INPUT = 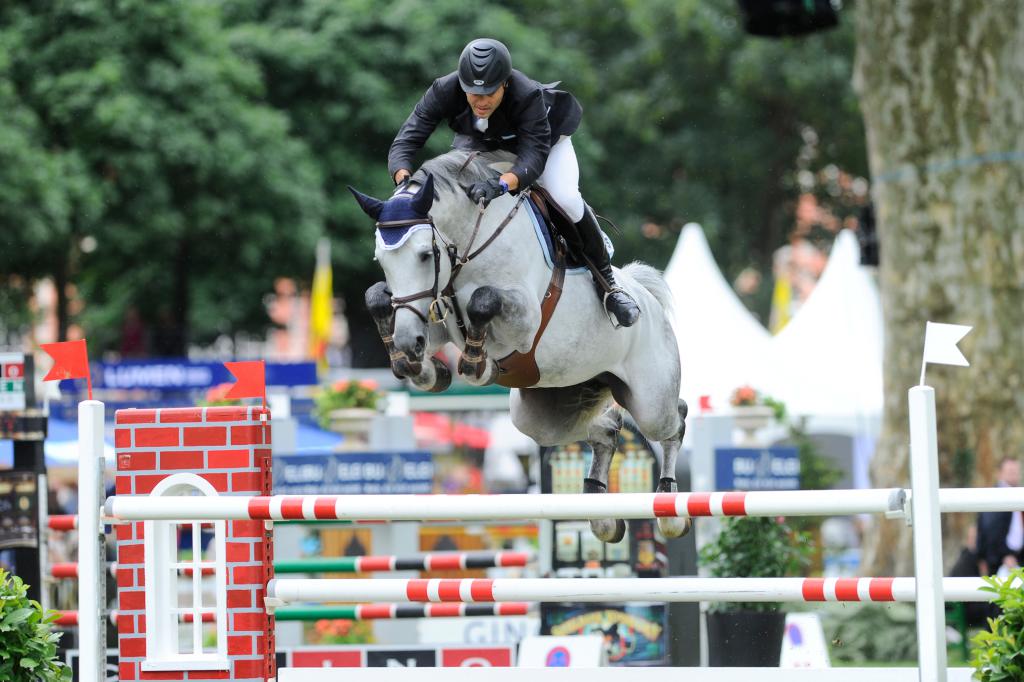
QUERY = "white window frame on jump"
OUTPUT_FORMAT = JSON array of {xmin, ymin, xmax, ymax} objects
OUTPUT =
[{"xmin": 141, "ymin": 473, "xmax": 228, "ymax": 672}]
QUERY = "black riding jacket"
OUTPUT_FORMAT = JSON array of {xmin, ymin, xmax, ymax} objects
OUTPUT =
[{"xmin": 388, "ymin": 70, "xmax": 582, "ymax": 188}]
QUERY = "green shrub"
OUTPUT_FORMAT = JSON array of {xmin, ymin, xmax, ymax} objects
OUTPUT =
[
  {"xmin": 698, "ymin": 515, "xmax": 812, "ymax": 612},
  {"xmin": 0, "ymin": 569, "xmax": 71, "ymax": 681},
  {"xmin": 970, "ymin": 568, "xmax": 1024, "ymax": 682}
]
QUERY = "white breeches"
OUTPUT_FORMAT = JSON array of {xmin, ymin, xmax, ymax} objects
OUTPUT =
[{"xmin": 536, "ymin": 136, "xmax": 584, "ymax": 222}]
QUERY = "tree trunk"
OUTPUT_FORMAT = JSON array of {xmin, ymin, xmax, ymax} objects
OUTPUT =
[
  {"xmin": 54, "ymin": 253, "xmax": 69, "ymax": 343},
  {"xmin": 854, "ymin": 2, "xmax": 1024, "ymax": 575}
]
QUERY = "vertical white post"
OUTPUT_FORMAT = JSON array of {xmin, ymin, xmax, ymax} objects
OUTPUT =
[
  {"xmin": 77, "ymin": 400, "xmax": 106, "ymax": 682},
  {"xmin": 908, "ymin": 386, "xmax": 947, "ymax": 682}
]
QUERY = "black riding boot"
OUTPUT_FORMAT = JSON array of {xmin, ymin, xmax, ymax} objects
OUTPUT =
[{"xmin": 576, "ymin": 206, "xmax": 640, "ymax": 328}]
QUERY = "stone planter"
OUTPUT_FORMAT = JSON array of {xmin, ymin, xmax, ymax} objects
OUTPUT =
[
  {"xmin": 327, "ymin": 407, "xmax": 377, "ymax": 449},
  {"xmin": 732, "ymin": 405, "xmax": 774, "ymax": 446}
]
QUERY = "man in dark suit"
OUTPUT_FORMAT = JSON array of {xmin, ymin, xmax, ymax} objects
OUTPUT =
[{"xmin": 976, "ymin": 456, "xmax": 1022, "ymax": 576}]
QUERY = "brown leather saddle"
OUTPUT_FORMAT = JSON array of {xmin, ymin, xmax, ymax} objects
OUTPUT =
[{"xmin": 494, "ymin": 187, "xmax": 571, "ymax": 388}]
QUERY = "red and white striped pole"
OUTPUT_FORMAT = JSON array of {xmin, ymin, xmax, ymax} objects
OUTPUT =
[
  {"xmin": 264, "ymin": 576, "xmax": 992, "ymax": 606},
  {"xmin": 103, "ymin": 487, "xmax": 1024, "ymax": 522}
]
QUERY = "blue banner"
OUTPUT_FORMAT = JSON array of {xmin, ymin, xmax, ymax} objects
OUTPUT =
[
  {"xmin": 273, "ymin": 452, "xmax": 434, "ymax": 495},
  {"xmin": 60, "ymin": 359, "xmax": 317, "ymax": 391},
  {"xmin": 714, "ymin": 446, "xmax": 800, "ymax": 491}
]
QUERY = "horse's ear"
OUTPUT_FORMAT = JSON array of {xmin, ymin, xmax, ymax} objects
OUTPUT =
[
  {"xmin": 348, "ymin": 186, "xmax": 385, "ymax": 221},
  {"xmin": 410, "ymin": 174, "xmax": 435, "ymax": 215}
]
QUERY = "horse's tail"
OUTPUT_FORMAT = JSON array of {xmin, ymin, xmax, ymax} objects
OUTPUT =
[{"xmin": 621, "ymin": 262, "xmax": 673, "ymax": 318}]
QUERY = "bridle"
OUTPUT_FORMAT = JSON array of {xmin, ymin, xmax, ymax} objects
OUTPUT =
[{"xmin": 376, "ymin": 191, "xmax": 529, "ymax": 338}]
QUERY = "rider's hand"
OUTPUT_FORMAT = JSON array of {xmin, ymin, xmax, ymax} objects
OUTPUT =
[
  {"xmin": 466, "ymin": 178, "xmax": 508, "ymax": 206},
  {"xmin": 393, "ymin": 169, "xmax": 411, "ymax": 185}
]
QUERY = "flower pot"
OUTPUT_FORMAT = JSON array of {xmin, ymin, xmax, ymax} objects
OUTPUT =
[
  {"xmin": 327, "ymin": 407, "xmax": 377, "ymax": 449},
  {"xmin": 732, "ymin": 405, "xmax": 774, "ymax": 446},
  {"xmin": 706, "ymin": 609, "xmax": 786, "ymax": 666}
]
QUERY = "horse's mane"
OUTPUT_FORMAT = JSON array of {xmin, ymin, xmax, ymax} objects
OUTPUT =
[{"xmin": 410, "ymin": 150, "xmax": 515, "ymax": 200}]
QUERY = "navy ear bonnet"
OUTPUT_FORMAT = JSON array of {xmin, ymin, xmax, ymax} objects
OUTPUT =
[{"xmin": 348, "ymin": 175, "xmax": 436, "ymax": 250}]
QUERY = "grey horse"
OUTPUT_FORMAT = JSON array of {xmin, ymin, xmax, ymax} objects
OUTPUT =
[{"xmin": 351, "ymin": 150, "xmax": 689, "ymax": 542}]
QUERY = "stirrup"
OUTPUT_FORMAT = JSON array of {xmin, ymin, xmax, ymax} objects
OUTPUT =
[{"xmin": 602, "ymin": 287, "xmax": 640, "ymax": 329}]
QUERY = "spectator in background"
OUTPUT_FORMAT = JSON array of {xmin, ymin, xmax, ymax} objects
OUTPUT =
[
  {"xmin": 976, "ymin": 456, "xmax": 1022, "ymax": 577},
  {"xmin": 119, "ymin": 305, "xmax": 147, "ymax": 357}
]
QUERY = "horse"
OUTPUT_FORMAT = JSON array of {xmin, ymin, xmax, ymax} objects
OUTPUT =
[{"xmin": 350, "ymin": 150, "xmax": 689, "ymax": 542}]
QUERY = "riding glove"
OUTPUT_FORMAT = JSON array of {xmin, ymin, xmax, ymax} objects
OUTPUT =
[{"xmin": 466, "ymin": 178, "xmax": 507, "ymax": 206}]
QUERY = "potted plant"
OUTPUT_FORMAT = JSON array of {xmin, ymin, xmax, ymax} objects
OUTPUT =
[
  {"xmin": 313, "ymin": 379, "xmax": 382, "ymax": 448},
  {"xmin": 698, "ymin": 515, "xmax": 812, "ymax": 666},
  {"xmin": 729, "ymin": 385, "xmax": 781, "ymax": 445}
]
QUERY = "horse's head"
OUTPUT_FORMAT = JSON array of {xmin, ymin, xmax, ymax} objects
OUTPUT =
[{"xmin": 349, "ymin": 175, "xmax": 443, "ymax": 367}]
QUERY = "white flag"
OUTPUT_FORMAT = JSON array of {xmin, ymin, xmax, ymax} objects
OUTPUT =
[
  {"xmin": 920, "ymin": 321, "xmax": 972, "ymax": 384},
  {"xmin": 923, "ymin": 322, "xmax": 972, "ymax": 367}
]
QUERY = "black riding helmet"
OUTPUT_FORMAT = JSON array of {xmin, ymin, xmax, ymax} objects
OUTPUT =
[{"xmin": 458, "ymin": 38, "xmax": 512, "ymax": 95}]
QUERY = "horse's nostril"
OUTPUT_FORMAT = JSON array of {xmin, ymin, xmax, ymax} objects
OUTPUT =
[{"xmin": 414, "ymin": 336, "xmax": 425, "ymax": 356}]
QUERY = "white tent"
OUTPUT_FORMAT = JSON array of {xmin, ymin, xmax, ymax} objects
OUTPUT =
[
  {"xmin": 663, "ymin": 223, "xmax": 772, "ymax": 414},
  {"xmin": 755, "ymin": 229, "xmax": 884, "ymax": 419}
]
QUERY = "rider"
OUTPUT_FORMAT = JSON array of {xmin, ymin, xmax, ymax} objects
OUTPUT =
[{"xmin": 388, "ymin": 38, "xmax": 640, "ymax": 328}]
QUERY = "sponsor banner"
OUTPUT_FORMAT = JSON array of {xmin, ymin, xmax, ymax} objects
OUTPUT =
[
  {"xmin": 714, "ymin": 446, "xmax": 800, "ymax": 491},
  {"xmin": 285, "ymin": 645, "xmax": 514, "ymax": 667},
  {"xmin": 418, "ymin": 615, "xmax": 541, "ymax": 645},
  {"xmin": 274, "ymin": 452, "xmax": 434, "ymax": 495},
  {"xmin": 542, "ymin": 603, "xmax": 668, "ymax": 666},
  {"xmin": 60, "ymin": 359, "xmax": 316, "ymax": 391}
]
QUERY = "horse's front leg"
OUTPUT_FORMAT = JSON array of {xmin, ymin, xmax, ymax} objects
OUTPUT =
[
  {"xmin": 366, "ymin": 282, "xmax": 451, "ymax": 393},
  {"xmin": 585, "ymin": 406, "xmax": 627, "ymax": 543},
  {"xmin": 457, "ymin": 285, "xmax": 536, "ymax": 386}
]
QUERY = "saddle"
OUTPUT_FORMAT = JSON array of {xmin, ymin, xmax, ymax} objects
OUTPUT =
[{"xmin": 526, "ymin": 187, "xmax": 588, "ymax": 269}]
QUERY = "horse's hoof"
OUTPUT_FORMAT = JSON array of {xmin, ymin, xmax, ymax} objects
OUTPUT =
[
  {"xmin": 424, "ymin": 357, "xmax": 451, "ymax": 393},
  {"xmin": 658, "ymin": 515, "xmax": 692, "ymax": 539},
  {"xmin": 654, "ymin": 477, "xmax": 690, "ymax": 538},
  {"xmin": 590, "ymin": 518, "xmax": 626, "ymax": 544}
]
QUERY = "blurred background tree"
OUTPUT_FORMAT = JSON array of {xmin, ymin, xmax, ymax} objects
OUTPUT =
[
  {"xmin": 0, "ymin": 1, "xmax": 324, "ymax": 353},
  {"xmin": 0, "ymin": 0, "xmax": 865, "ymax": 360}
]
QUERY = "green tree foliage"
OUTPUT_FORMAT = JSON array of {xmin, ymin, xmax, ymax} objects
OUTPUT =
[
  {"xmin": 515, "ymin": 0, "xmax": 866, "ymax": 290},
  {"xmin": 1, "ymin": 1, "xmax": 325, "ymax": 351}
]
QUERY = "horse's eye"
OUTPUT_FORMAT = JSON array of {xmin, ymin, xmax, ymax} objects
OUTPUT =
[{"xmin": 419, "ymin": 251, "xmax": 432, "ymax": 263}]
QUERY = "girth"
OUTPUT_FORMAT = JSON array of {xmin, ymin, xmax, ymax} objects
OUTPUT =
[{"xmin": 495, "ymin": 237, "xmax": 566, "ymax": 388}]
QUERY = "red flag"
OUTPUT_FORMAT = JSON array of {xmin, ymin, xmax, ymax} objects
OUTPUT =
[
  {"xmin": 224, "ymin": 361, "xmax": 266, "ymax": 402},
  {"xmin": 41, "ymin": 340, "xmax": 92, "ymax": 399}
]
